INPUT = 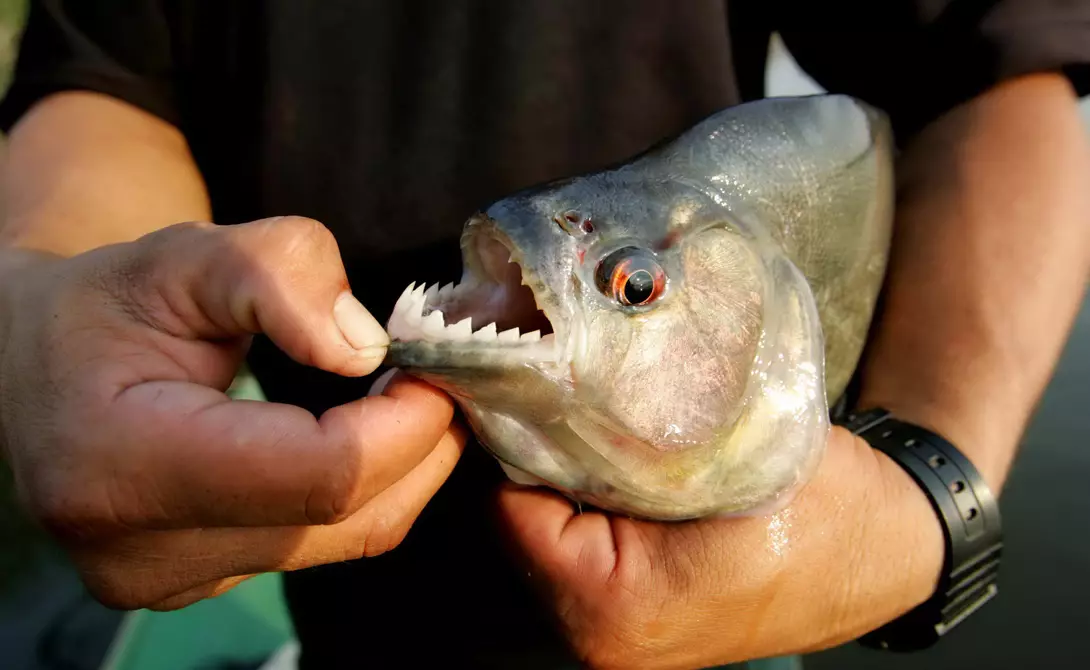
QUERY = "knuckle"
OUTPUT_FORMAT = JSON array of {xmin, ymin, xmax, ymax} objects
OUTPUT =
[
  {"xmin": 268, "ymin": 216, "xmax": 339, "ymax": 260},
  {"xmin": 235, "ymin": 216, "xmax": 348, "ymax": 308}
]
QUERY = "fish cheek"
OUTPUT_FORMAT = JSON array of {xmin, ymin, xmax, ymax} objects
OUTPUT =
[{"xmin": 578, "ymin": 229, "xmax": 765, "ymax": 450}]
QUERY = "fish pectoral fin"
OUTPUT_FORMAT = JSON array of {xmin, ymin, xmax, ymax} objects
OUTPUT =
[{"xmin": 496, "ymin": 461, "xmax": 549, "ymax": 487}]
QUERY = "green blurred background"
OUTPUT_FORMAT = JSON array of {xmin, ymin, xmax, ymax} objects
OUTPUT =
[{"xmin": 0, "ymin": 0, "xmax": 22, "ymax": 95}]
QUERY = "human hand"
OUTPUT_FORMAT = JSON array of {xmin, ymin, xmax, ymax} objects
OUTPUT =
[
  {"xmin": 499, "ymin": 428, "xmax": 945, "ymax": 669},
  {"xmin": 0, "ymin": 216, "xmax": 464, "ymax": 610}
]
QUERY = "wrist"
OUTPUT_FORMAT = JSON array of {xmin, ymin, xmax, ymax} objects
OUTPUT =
[
  {"xmin": 839, "ymin": 410, "xmax": 1004, "ymax": 651},
  {"xmin": 872, "ymin": 440, "xmax": 947, "ymax": 610},
  {"xmin": 833, "ymin": 430, "xmax": 946, "ymax": 639},
  {"xmin": 767, "ymin": 428, "xmax": 944, "ymax": 653}
]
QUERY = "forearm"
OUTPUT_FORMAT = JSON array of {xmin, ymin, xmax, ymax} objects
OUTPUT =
[
  {"xmin": 1, "ymin": 91, "xmax": 210, "ymax": 257},
  {"xmin": 857, "ymin": 73, "xmax": 1090, "ymax": 491}
]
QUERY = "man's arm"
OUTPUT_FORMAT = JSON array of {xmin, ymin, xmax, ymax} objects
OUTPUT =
[
  {"xmin": 858, "ymin": 73, "xmax": 1090, "ymax": 491},
  {"xmin": 497, "ymin": 73, "xmax": 1090, "ymax": 669},
  {"xmin": 1, "ymin": 91, "xmax": 211, "ymax": 256}
]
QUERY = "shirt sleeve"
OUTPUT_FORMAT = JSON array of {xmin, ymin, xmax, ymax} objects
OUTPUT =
[
  {"xmin": 0, "ymin": 0, "xmax": 179, "ymax": 133},
  {"xmin": 775, "ymin": 0, "xmax": 1090, "ymax": 141}
]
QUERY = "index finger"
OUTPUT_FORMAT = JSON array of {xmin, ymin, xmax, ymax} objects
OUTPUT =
[{"xmin": 102, "ymin": 374, "xmax": 456, "ymax": 529}]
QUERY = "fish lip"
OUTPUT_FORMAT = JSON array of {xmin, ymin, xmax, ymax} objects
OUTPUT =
[{"xmin": 384, "ymin": 214, "xmax": 570, "ymax": 368}]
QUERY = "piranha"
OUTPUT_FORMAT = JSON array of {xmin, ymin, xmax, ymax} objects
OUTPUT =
[{"xmin": 384, "ymin": 94, "xmax": 894, "ymax": 521}]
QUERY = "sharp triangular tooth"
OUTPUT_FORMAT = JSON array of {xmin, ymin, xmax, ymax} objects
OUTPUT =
[
  {"xmin": 421, "ymin": 310, "xmax": 447, "ymax": 340},
  {"xmin": 438, "ymin": 282, "xmax": 455, "ymax": 298},
  {"xmin": 406, "ymin": 285, "xmax": 427, "ymax": 318},
  {"xmin": 497, "ymin": 327, "xmax": 520, "ymax": 344},
  {"xmin": 393, "ymin": 283, "xmax": 415, "ymax": 313},
  {"xmin": 520, "ymin": 330, "xmax": 541, "ymax": 343},
  {"xmin": 424, "ymin": 283, "xmax": 439, "ymax": 303},
  {"xmin": 540, "ymin": 333, "xmax": 556, "ymax": 345},
  {"xmin": 390, "ymin": 284, "xmax": 416, "ymax": 322},
  {"xmin": 447, "ymin": 317, "xmax": 473, "ymax": 341},
  {"xmin": 472, "ymin": 322, "xmax": 498, "ymax": 341},
  {"xmin": 403, "ymin": 290, "xmax": 425, "ymax": 326}
]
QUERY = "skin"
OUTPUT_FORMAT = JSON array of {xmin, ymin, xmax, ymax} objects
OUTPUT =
[
  {"xmin": 0, "ymin": 69, "xmax": 1086, "ymax": 668},
  {"xmin": 0, "ymin": 92, "xmax": 465, "ymax": 610}
]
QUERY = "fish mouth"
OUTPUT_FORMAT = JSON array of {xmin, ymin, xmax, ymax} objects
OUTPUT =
[{"xmin": 386, "ymin": 216, "xmax": 563, "ymax": 367}]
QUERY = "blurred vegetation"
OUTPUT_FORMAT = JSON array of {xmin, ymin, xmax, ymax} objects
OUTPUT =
[
  {"xmin": 0, "ymin": 0, "xmax": 26, "ymax": 99},
  {"xmin": 1, "ymin": 0, "xmax": 37, "ymax": 594}
]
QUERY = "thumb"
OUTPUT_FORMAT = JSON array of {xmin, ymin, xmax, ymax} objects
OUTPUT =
[
  {"xmin": 117, "ymin": 216, "xmax": 388, "ymax": 377},
  {"xmin": 497, "ymin": 483, "xmax": 624, "ymax": 586}
]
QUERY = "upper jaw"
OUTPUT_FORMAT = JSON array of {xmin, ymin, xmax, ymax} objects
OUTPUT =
[{"xmin": 385, "ymin": 220, "xmax": 568, "ymax": 366}]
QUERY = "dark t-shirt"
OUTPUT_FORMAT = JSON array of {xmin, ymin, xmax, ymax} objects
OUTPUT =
[{"xmin": 4, "ymin": 1, "xmax": 1089, "ymax": 667}]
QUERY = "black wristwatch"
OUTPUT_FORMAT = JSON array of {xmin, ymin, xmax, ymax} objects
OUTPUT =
[{"xmin": 836, "ymin": 408, "xmax": 1003, "ymax": 652}]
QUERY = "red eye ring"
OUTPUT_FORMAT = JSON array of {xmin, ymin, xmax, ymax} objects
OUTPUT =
[{"xmin": 595, "ymin": 247, "xmax": 667, "ymax": 307}]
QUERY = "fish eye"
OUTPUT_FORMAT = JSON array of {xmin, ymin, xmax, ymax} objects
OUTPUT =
[{"xmin": 594, "ymin": 247, "xmax": 666, "ymax": 307}]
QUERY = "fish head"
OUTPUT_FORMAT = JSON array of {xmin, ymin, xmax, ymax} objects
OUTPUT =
[
  {"xmin": 385, "ymin": 95, "xmax": 893, "ymax": 520},
  {"xmin": 482, "ymin": 177, "xmax": 773, "ymax": 450}
]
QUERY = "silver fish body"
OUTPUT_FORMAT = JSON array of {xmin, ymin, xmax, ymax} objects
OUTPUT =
[{"xmin": 385, "ymin": 95, "xmax": 894, "ymax": 520}]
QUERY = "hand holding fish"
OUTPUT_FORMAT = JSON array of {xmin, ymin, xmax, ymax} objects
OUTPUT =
[
  {"xmin": 497, "ymin": 425, "xmax": 944, "ymax": 668},
  {"xmin": 0, "ymin": 217, "xmax": 464, "ymax": 610}
]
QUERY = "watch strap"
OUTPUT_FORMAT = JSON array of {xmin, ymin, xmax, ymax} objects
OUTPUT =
[{"xmin": 838, "ymin": 408, "xmax": 1003, "ymax": 651}]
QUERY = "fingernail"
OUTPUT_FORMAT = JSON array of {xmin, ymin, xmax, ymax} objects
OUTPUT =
[
  {"xmin": 367, "ymin": 368, "xmax": 400, "ymax": 396},
  {"xmin": 333, "ymin": 292, "xmax": 390, "ymax": 354}
]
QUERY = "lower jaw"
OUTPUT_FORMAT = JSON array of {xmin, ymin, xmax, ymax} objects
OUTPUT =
[{"xmin": 384, "ymin": 338, "xmax": 562, "ymax": 370}]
